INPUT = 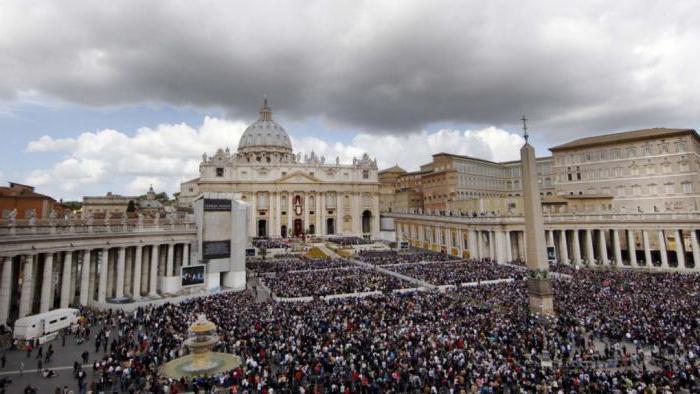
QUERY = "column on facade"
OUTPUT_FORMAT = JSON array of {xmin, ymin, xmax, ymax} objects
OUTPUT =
[
  {"xmin": 132, "ymin": 245, "xmax": 143, "ymax": 299},
  {"xmin": 315, "ymin": 192, "xmax": 322, "ymax": 236},
  {"xmin": 338, "ymin": 193, "xmax": 346, "ymax": 235},
  {"xmin": 598, "ymin": 230, "xmax": 609, "ymax": 265},
  {"xmin": 0, "ymin": 257, "xmax": 12, "ymax": 324},
  {"xmin": 612, "ymin": 230, "xmax": 623, "ymax": 266},
  {"xmin": 250, "ymin": 193, "xmax": 257, "ymax": 236},
  {"xmin": 18, "ymin": 255, "xmax": 34, "ymax": 318},
  {"xmin": 60, "ymin": 251, "xmax": 73, "ymax": 308},
  {"xmin": 269, "ymin": 192, "xmax": 276, "ymax": 238},
  {"xmin": 320, "ymin": 192, "xmax": 326, "ymax": 235},
  {"xmin": 504, "ymin": 231, "xmax": 512, "ymax": 262},
  {"xmin": 489, "ymin": 231, "xmax": 496, "ymax": 259},
  {"xmin": 276, "ymin": 192, "xmax": 282, "ymax": 237},
  {"xmin": 546, "ymin": 230, "xmax": 555, "ymax": 248},
  {"xmin": 149, "ymin": 245, "xmax": 159, "ymax": 296},
  {"xmin": 352, "ymin": 193, "xmax": 361, "ymax": 234},
  {"xmin": 184, "ymin": 243, "xmax": 190, "ymax": 266},
  {"xmin": 571, "ymin": 230, "xmax": 581, "ymax": 265},
  {"xmin": 303, "ymin": 192, "xmax": 310, "ymax": 233},
  {"xmin": 124, "ymin": 248, "xmax": 132, "ymax": 297},
  {"xmin": 559, "ymin": 230, "xmax": 569, "ymax": 264},
  {"xmin": 287, "ymin": 194, "xmax": 293, "ymax": 234},
  {"xmin": 517, "ymin": 231, "xmax": 526, "ymax": 263},
  {"xmin": 690, "ymin": 230, "xmax": 700, "ymax": 270},
  {"xmin": 658, "ymin": 230, "xmax": 669, "ymax": 268},
  {"xmin": 674, "ymin": 229, "xmax": 685, "ymax": 269},
  {"xmin": 40, "ymin": 252, "xmax": 54, "ymax": 312},
  {"xmin": 642, "ymin": 230, "xmax": 652, "ymax": 266},
  {"xmin": 627, "ymin": 230, "xmax": 638, "ymax": 267},
  {"xmin": 585, "ymin": 229, "xmax": 595, "ymax": 265},
  {"xmin": 98, "ymin": 249, "xmax": 108, "ymax": 303},
  {"xmin": 79, "ymin": 250, "xmax": 91, "ymax": 305}
]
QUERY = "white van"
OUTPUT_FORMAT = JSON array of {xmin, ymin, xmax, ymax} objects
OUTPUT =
[{"xmin": 13, "ymin": 308, "xmax": 79, "ymax": 341}]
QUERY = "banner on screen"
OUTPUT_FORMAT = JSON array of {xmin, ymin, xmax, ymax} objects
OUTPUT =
[{"xmin": 182, "ymin": 265, "xmax": 206, "ymax": 287}]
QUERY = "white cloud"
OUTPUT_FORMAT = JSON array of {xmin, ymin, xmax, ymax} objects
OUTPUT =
[
  {"xmin": 26, "ymin": 135, "xmax": 76, "ymax": 152},
  {"xmin": 294, "ymin": 127, "xmax": 524, "ymax": 171},
  {"xmin": 24, "ymin": 117, "xmax": 525, "ymax": 199}
]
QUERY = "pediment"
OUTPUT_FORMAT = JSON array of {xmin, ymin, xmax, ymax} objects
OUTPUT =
[{"xmin": 274, "ymin": 171, "xmax": 322, "ymax": 184}]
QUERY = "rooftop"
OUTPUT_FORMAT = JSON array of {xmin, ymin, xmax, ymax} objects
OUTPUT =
[{"xmin": 550, "ymin": 128, "xmax": 697, "ymax": 151}]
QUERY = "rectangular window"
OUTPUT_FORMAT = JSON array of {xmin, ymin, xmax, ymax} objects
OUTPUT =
[
  {"xmin": 216, "ymin": 167, "xmax": 224, "ymax": 177},
  {"xmin": 362, "ymin": 170, "xmax": 369, "ymax": 179},
  {"xmin": 683, "ymin": 182, "xmax": 693, "ymax": 193}
]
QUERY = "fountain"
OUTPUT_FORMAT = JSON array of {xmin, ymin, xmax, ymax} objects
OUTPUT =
[{"xmin": 160, "ymin": 314, "xmax": 241, "ymax": 379}]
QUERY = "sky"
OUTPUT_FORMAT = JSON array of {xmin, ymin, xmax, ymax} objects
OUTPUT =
[{"xmin": 1, "ymin": 0, "xmax": 699, "ymax": 201}]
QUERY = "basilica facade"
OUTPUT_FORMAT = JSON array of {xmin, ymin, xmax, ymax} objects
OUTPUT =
[{"xmin": 192, "ymin": 100, "xmax": 381, "ymax": 239}]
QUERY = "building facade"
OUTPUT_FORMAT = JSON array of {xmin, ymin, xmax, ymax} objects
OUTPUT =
[
  {"xmin": 189, "ymin": 100, "xmax": 381, "ymax": 238},
  {"xmin": 0, "ymin": 182, "xmax": 65, "ymax": 220}
]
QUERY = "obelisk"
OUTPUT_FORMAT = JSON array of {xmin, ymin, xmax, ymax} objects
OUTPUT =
[{"xmin": 519, "ymin": 117, "xmax": 554, "ymax": 315}]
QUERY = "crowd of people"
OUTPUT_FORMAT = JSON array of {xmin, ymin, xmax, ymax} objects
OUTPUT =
[
  {"xmin": 326, "ymin": 236, "xmax": 371, "ymax": 246},
  {"xmin": 387, "ymin": 259, "xmax": 526, "ymax": 285},
  {"xmin": 42, "ymin": 268, "xmax": 700, "ymax": 393},
  {"xmin": 247, "ymin": 257, "xmax": 353, "ymax": 273},
  {"xmin": 356, "ymin": 250, "xmax": 456, "ymax": 265},
  {"xmin": 4, "ymin": 245, "xmax": 699, "ymax": 393},
  {"xmin": 260, "ymin": 267, "xmax": 413, "ymax": 297},
  {"xmin": 251, "ymin": 238, "xmax": 290, "ymax": 249}
]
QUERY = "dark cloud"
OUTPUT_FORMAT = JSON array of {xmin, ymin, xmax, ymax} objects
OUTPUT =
[{"xmin": 1, "ymin": 0, "xmax": 699, "ymax": 143}]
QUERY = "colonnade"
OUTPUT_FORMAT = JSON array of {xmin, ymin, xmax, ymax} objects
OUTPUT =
[
  {"xmin": 397, "ymin": 221, "xmax": 700, "ymax": 271},
  {"xmin": 0, "ymin": 242, "xmax": 191, "ymax": 325}
]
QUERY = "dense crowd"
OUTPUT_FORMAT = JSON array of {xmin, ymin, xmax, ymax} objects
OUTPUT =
[
  {"xmin": 49, "ymin": 267, "xmax": 700, "ymax": 393},
  {"xmin": 326, "ymin": 236, "xmax": 371, "ymax": 246},
  {"xmin": 356, "ymin": 250, "xmax": 456, "ymax": 265},
  {"xmin": 252, "ymin": 238, "xmax": 289, "ymax": 249},
  {"xmin": 260, "ymin": 267, "xmax": 413, "ymax": 297},
  {"xmin": 387, "ymin": 259, "xmax": 525, "ymax": 285},
  {"xmin": 8, "ymin": 252, "xmax": 700, "ymax": 393},
  {"xmin": 247, "ymin": 257, "xmax": 353, "ymax": 273}
]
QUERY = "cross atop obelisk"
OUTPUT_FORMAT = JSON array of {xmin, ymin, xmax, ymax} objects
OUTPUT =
[
  {"xmin": 521, "ymin": 115, "xmax": 529, "ymax": 142},
  {"xmin": 519, "ymin": 117, "xmax": 554, "ymax": 315}
]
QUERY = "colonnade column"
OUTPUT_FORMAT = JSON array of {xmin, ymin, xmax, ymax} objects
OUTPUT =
[
  {"xmin": 19, "ymin": 255, "xmax": 34, "ymax": 318},
  {"xmin": 571, "ymin": 230, "xmax": 581, "ymax": 265},
  {"xmin": 494, "ymin": 231, "xmax": 506, "ymax": 264},
  {"xmin": 546, "ymin": 230, "xmax": 555, "ymax": 248},
  {"xmin": 115, "ymin": 247, "xmax": 126, "ymax": 299},
  {"xmin": 149, "ymin": 245, "xmax": 159, "ymax": 297},
  {"xmin": 489, "ymin": 231, "xmax": 495, "ymax": 259},
  {"xmin": 97, "ymin": 249, "xmax": 108, "ymax": 303},
  {"xmin": 612, "ymin": 230, "xmax": 623, "ymax": 266},
  {"xmin": 250, "ymin": 193, "xmax": 257, "ymax": 236},
  {"xmin": 658, "ymin": 230, "xmax": 669, "ymax": 268},
  {"xmin": 559, "ymin": 230, "xmax": 569, "ymax": 264},
  {"xmin": 691, "ymin": 230, "xmax": 700, "ymax": 271},
  {"xmin": 79, "ymin": 250, "xmax": 91, "ymax": 305},
  {"xmin": 0, "ymin": 257, "xmax": 12, "ymax": 324},
  {"xmin": 674, "ymin": 230, "xmax": 685, "ymax": 269},
  {"xmin": 598, "ymin": 230, "xmax": 609, "ymax": 265},
  {"xmin": 166, "ymin": 244, "xmax": 174, "ymax": 276},
  {"xmin": 504, "ymin": 231, "xmax": 512, "ymax": 262},
  {"xmin": 585, "ymin": 230, "xmax": 595, "ymax": 265},
  {"xmin": 475, "ymin": 231, "xmax": 482, "ymax": 259},
  {"xmin": 40, "ymin": 253, "xmax": 54, "ymax": 312},
  {"xmin": 60, "ymin": 251, "xmax": 73, "ymax": 308},
  {"xmin": 132, "ymin": 245, "xmax": 142, "ymax": 299},
  {"xmin": 627, "ymin": 230, "xmax": 638, "ymax": 267},
  {"xmin": 642, "ymin": 230, "xmax": 652, "ymax": 266},
  {"xmin": 468, "ymin": 230, "xmax": 478, "ymax": 259}
]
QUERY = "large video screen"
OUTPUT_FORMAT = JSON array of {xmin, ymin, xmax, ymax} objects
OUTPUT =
[{"xmin": 181, "ymin": 265, "xmax": 206, "ymax": 287}]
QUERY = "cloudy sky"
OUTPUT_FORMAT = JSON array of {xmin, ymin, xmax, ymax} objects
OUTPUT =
[{"xmin": 1, "ymin": 0, "xmax": 698, "ymax": 200}]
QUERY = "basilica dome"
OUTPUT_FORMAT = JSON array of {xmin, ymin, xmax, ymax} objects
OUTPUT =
[{"xmin": 237, "ymin": 99, "xmax": 293, "ymax": 155}]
